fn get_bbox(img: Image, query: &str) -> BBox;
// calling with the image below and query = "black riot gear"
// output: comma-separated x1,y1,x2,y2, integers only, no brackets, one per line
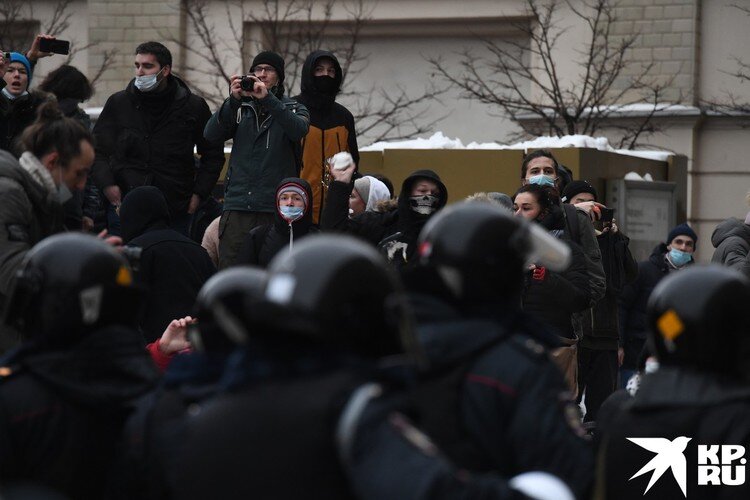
190,266,267,352
417,201,571,302
647,265,750,381
2,233,142,345
263,234,413,358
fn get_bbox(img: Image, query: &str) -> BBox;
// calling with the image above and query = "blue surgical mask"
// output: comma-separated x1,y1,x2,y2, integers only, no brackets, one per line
528,174,556,188
134,67,164,92
279,206,304,223
668,248,692,267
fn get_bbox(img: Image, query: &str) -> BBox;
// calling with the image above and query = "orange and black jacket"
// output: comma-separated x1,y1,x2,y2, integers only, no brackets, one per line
294,50,359,224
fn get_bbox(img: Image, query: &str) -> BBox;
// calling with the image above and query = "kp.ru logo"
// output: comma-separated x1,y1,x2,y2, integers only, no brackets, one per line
627,437,747,497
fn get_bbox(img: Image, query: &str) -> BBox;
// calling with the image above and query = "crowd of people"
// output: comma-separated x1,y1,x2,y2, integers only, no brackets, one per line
0,35,747,500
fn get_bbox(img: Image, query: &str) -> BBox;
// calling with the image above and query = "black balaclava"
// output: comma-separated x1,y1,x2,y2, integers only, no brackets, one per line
298,50,343,110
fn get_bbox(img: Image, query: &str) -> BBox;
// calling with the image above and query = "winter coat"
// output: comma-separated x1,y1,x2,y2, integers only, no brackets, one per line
561,203,607,305
204,88,310,214
521,206,592,339
0,151,64,352
92,76,225,216
407,293,593,498
110,351,231,500
0,89,54,155
595,367,750,500
120,186,216,342
618,243,684,348
294,50,359,224
711,217,750,277
173,344,372,500
235,177,319,267
321,170,448,268
579,230,638,350
0,326,159,499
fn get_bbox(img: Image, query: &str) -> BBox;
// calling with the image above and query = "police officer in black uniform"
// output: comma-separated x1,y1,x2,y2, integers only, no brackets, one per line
339,202,594,500
0,233,158,499
413,202,593,496
596,266,750,500
110,266,269,499
174,235,413,500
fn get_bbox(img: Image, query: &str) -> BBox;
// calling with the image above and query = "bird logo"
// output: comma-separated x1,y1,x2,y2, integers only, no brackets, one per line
627,437,692,497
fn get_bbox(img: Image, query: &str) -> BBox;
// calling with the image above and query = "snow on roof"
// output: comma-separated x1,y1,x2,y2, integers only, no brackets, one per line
361,132,673,162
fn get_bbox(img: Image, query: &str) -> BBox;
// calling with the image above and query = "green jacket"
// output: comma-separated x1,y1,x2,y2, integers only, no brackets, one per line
204,92,309,213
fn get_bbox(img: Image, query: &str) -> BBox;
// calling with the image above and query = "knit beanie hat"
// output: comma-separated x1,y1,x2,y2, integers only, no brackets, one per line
9,52,32,84
667,223,697,245
354,177,371,205
251,51,285,85
561,180,598,203
277,182,308,209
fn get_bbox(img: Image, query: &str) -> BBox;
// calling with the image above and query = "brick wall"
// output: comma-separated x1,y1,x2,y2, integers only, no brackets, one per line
611,0,698,103
87,0,183,106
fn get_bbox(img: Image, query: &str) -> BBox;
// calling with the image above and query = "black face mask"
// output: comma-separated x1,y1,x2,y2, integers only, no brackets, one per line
313,75,338,95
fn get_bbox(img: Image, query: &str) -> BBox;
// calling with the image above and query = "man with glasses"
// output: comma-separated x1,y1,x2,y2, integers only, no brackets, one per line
205,51,309,268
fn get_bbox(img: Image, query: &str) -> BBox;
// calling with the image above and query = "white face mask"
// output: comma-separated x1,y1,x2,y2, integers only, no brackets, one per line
134,67,164,92
55,165,73,204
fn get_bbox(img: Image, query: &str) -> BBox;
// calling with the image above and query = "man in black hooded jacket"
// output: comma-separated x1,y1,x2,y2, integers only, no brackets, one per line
119,186,215,343
321,162,448,269
295,50,359,224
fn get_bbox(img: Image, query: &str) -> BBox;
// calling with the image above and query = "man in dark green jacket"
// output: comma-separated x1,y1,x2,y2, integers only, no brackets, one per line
204,51,310,268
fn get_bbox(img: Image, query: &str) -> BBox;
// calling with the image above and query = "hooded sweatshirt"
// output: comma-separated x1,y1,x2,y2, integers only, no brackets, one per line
295,50,359,224
321,169,448,268
236,177,319,267
711,216,750,277
119,186,216,342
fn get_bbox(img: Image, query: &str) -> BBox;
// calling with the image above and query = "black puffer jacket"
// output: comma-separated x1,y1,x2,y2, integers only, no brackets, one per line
321,170,448,268
120,186,216,342
0,326,159,499
711,217,750,277
92,76,225,216
236,177,318,267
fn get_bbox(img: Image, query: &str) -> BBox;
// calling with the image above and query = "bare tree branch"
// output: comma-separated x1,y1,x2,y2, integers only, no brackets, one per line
0,0,112,92
427,0,673,148
701,4,750,118
166,0,439,143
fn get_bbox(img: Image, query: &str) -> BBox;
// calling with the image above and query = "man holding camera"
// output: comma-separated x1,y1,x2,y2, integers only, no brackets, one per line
92,41,224,237
204,51,309,269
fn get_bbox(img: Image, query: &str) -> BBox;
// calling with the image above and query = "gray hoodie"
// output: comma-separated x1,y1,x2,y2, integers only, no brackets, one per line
711,217,750,277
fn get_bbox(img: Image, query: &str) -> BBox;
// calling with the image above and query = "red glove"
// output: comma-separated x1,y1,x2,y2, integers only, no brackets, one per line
532,266,547,281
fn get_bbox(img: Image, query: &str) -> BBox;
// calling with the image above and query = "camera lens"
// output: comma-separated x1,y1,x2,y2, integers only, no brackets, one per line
240,76,254,91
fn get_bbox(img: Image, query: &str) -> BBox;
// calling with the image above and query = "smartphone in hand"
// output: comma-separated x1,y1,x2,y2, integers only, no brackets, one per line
39,38,70,55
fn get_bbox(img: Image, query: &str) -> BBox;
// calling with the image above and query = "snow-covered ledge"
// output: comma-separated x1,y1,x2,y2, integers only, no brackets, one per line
361,132,673,162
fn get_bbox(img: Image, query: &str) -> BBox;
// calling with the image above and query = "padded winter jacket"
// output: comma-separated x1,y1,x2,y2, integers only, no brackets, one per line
711,217,750,277
204,90,309,214
294,50,359,224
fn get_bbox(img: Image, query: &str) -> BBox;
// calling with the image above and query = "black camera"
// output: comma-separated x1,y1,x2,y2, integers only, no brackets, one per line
240,75,256,91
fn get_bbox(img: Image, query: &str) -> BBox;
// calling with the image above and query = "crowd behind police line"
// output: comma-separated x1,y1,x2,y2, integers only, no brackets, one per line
0,34,748,500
